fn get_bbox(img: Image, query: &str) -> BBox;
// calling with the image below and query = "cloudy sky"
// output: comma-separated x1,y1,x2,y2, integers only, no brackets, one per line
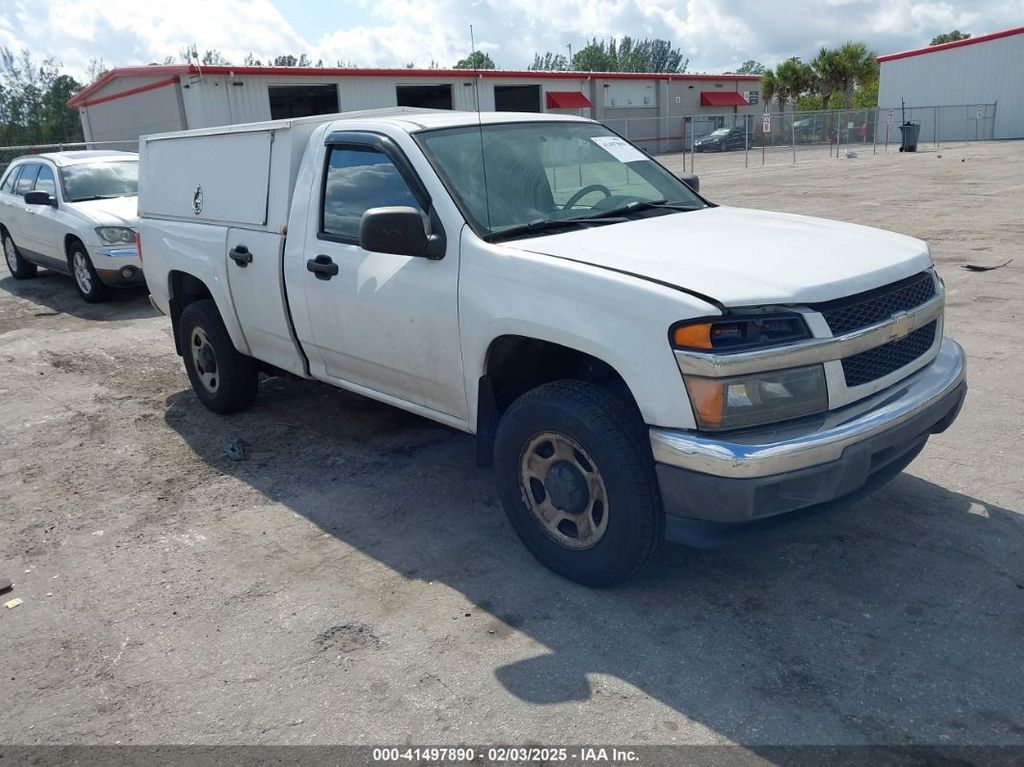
2,0,1022,80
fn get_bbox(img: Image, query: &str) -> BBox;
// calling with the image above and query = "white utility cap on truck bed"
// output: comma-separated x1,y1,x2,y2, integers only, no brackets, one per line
138,107,435,231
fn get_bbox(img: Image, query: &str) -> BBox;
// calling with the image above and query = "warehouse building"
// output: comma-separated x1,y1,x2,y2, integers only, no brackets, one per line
878,25,1024,140
66,65,762,150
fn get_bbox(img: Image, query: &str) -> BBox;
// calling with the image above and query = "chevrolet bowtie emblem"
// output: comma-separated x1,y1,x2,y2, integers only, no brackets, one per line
890,311,915,341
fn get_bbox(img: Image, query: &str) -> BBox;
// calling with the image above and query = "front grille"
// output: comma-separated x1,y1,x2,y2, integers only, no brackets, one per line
842,320,937,387
817,272,936,336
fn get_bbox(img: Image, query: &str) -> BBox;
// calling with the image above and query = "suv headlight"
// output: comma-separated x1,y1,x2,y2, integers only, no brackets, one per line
95,226,136,244
671,313,827,430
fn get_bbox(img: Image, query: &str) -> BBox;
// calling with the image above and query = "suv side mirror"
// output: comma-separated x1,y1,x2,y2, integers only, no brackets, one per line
360,206,444,259
24,191,55,207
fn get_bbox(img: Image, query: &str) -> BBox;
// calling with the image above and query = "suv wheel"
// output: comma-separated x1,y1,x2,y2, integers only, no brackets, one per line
69,243,111,302
494,380,664,587
3,231,37,279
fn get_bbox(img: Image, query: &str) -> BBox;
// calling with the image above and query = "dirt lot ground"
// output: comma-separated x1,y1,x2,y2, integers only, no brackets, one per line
1,140,1021,748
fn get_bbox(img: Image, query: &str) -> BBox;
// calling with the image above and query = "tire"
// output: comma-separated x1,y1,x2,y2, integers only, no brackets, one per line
3,230,37,279
68,242,111,303
179,299,259,414
493,380,664,587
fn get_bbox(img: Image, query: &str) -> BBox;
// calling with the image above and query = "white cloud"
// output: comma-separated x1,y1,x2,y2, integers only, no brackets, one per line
2,0,1023,82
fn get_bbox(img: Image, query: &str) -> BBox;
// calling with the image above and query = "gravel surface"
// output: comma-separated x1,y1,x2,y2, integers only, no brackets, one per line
0,140,1021,747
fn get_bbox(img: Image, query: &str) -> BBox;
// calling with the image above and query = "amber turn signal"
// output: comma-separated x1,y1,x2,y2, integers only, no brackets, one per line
672,322,714,350
684,376,725,426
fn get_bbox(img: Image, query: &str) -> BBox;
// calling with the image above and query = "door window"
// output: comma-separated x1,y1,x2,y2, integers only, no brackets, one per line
321,146,424,243
14,164,39,195
34,165,56,197
1,166,22,194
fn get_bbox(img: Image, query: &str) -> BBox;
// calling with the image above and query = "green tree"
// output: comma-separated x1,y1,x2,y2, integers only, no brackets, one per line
794,93,823,112
271,54,311,67
529,52,569,71
760,69,777,111
834,41,877,108
532,36,688,73
734,59,765,75
0,49,83,146
454,51,496,69
572,40,612,71
811,47,843,112
931,30,970,45
853,80,878,109
773,57,815,113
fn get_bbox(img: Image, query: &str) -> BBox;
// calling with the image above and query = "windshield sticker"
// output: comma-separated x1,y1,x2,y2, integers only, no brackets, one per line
590,136,648,164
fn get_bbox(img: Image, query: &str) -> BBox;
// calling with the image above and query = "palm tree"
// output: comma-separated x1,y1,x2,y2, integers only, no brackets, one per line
775,57,814,114
811,47,844,112
760,69,778,112
835,41,878,108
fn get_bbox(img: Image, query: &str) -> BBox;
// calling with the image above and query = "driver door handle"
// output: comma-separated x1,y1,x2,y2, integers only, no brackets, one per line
228,245,253,267
306,254,339,281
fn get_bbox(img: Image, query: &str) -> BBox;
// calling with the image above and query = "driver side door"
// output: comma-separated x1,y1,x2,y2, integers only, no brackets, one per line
291,134,467,422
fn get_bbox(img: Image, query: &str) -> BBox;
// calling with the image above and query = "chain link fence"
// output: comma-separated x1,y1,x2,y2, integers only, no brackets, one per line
0,140,138,177
0,106,1001,179
604,103,998,173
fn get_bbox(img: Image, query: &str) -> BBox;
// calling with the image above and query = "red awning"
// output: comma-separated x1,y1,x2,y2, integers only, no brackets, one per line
700,91,749,107
546,91,593,109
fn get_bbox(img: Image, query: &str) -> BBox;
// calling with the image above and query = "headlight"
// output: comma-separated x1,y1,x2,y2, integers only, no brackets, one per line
671,313,811,352
684,365,828,431
95,226,136,244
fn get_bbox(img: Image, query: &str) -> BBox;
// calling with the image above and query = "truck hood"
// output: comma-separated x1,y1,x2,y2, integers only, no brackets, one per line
69,196,139,227
507,206,932,307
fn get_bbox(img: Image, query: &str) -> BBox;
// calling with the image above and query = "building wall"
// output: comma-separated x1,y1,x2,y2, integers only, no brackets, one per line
79,75,185,145
72,70,762,147
878,32,1024,139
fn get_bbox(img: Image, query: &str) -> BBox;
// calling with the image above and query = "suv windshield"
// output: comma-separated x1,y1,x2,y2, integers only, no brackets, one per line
60,161,138,202
416,121,705,240
708,128,731,137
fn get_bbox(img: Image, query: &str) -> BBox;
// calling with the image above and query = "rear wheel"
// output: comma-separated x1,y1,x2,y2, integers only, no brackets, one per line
3,231,37,279
494,380,663,587
68,243,110,302
179,299,259,414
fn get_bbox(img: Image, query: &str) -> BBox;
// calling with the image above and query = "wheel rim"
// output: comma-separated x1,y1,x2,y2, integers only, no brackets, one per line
4,236,17,272
519,431,609,550
190,327,219,394
72,251,92,294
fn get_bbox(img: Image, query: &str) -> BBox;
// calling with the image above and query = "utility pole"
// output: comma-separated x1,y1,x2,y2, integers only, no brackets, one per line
567,43,572,68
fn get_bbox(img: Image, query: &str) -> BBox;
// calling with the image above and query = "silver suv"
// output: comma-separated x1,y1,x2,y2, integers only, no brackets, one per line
0,151,143,302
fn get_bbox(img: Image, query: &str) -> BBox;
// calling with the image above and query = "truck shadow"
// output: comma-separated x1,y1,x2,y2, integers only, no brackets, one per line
163,376,1024,745
0,272,156,321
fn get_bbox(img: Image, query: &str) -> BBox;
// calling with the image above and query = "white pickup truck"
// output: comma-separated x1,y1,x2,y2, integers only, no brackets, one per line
138,109,966,586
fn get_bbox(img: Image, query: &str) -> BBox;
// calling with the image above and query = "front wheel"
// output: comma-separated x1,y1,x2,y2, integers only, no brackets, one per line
179,299,259,414
69,243,111,303
3,231,37,279
494,380,664,587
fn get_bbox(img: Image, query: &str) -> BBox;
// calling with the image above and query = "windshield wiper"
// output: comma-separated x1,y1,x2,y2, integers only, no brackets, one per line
70,194,125,202
588,198,705,219
487,215,629,242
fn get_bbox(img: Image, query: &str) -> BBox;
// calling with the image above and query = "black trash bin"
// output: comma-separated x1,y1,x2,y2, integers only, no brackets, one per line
898,122,921,152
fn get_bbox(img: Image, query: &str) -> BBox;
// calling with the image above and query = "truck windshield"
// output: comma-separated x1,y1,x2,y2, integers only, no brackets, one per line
60,161,139,202
416,122,705,240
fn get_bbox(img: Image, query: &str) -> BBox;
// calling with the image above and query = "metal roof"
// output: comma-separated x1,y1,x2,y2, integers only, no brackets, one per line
877,25,1024,63
67,64,761,109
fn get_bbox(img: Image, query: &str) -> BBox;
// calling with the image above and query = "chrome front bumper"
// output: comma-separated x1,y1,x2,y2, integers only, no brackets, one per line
651,337,966,480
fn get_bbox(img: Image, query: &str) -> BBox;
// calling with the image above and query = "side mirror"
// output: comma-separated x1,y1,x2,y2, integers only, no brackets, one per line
679,174,700,193
24,191,55,207
359,206,443,259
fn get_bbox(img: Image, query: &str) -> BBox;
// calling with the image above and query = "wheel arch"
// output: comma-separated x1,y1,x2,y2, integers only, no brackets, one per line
475,334,644,467
167,270,217,356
